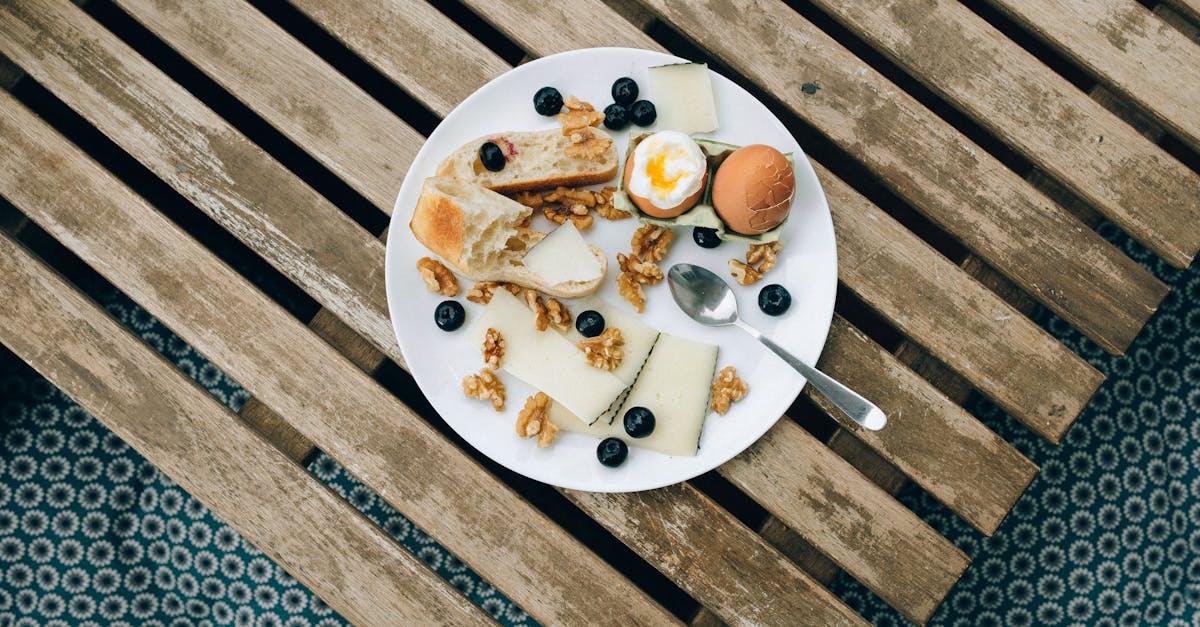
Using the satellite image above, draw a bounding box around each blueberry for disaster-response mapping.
[623,407,655,438]
[692,227,722,249]
[533,86,563,116]
[758,284,791,316]
[630,100,656,126]
[434,300,465,331]
[611,77,638,105]
[602,103,629,130]
[576,310,605,338]
[597,437,629,467]
[479,142,506,172]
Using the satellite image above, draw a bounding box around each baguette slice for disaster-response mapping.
[409,176,607,298]
[435,128,619,193]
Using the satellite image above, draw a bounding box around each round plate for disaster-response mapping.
[386,48,836,492]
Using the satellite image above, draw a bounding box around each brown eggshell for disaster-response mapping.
[711,145,795,235]
[623,151,707,219]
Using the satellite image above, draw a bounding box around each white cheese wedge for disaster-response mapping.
[550,333,718,457]
[468,290,625,423]
[519,222,602,287]
[648,63,719,135]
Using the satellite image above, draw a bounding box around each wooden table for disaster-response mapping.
[0,0,1195,624]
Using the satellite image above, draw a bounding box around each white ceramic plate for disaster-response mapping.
[386,48,836,492]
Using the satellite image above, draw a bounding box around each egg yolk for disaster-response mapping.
[645,149,686,194]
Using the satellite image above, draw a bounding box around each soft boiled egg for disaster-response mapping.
[623,131,709,218]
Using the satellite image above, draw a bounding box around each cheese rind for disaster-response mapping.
[519,222,602,287]
[549,332,718,456]
[468,290,625,423]
[648,63,719,135]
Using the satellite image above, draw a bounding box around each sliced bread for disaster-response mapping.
[410,176,607,297]
[435,128,619,193]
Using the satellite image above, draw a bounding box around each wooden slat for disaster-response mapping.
[812,317,1039,532]
[814,159,1102,444]
[458,0,659,52]
[0,0,405,371]
[0,6,865,625]
[0,235,489,627]
[0,86,674,627]
[986,0,1200,152]
[632,0,1167,355]
[1162,0,1200,27]
[286,0,510,120]
[568,485,865,626]
[111,0,419,212]
[805,0,1200,268]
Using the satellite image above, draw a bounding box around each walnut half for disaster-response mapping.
[416,257,458,296]
[482,328,504,369]
[729,259,763,286]
[711,366,749,415]
[466,281,521,305]
[631,225,673,262]
[515,392,557,447]
[463,368,506,412]
[577,328,624,371]
[617,272,646,313]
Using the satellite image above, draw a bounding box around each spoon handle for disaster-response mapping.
[734,320,887,431]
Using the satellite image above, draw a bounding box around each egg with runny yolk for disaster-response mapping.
[623,131,708,218]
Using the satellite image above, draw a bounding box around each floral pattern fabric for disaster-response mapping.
[1,220,1197,626]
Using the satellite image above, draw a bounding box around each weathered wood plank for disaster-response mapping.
[721,415,969,623]
[286,0,510,120]
[459,0,659,53]
[112,0,418,212]
[985,0,1200,152]
[805,0,1200,268]
[1161,0,1200,28]
[0,234,490,627]
[568,485,867,626]
[0,85,674,627]
[0,0,405,371]
[812,316,1039,532]
[633,0,1166,355]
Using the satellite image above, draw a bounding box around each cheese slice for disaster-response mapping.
[519,222,602,287]
[550,332,718,456]
[648,63,719,135]
[468,290,625,423]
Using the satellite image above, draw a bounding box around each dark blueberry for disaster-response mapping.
[623,407,655,439]
[630,100,656,126]
[692,227,722,248]
[758,284,791,316]
[576,310,606,338]
[533,86,563,116]
[602,103,629,130]
[434,300,465,331]
[597,437,629,467]
[611,77,638,105]
[479,142,506,172]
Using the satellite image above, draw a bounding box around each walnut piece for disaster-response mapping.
[617,252,664,286]
[557,109,605,132]
[630,225,673,262]
[564,127,613,160]
[465,281,521,305]
[729,259,763,286]
[592,187,627,221]
[563,95,595,112]
[509,186,622,231]
[617,272,646,313]
[746,241,783,274]
[546,298,572,331]
[515,392,557,447]
[482,328,504,369]
[462,368,506,412]
[416,257,458,296]
[524,289,550,332]
[711,366,749,415]
[577,328,625,371]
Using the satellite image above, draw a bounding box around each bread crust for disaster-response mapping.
[410,190,466,269]
[435,128,619,194]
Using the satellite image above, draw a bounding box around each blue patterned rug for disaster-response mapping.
[0,221,1196,626]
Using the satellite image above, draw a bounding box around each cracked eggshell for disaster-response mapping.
[711,145,795,235]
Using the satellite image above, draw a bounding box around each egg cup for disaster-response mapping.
[613,134,792,244]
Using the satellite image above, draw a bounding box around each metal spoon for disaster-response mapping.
[667,263,886,431]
